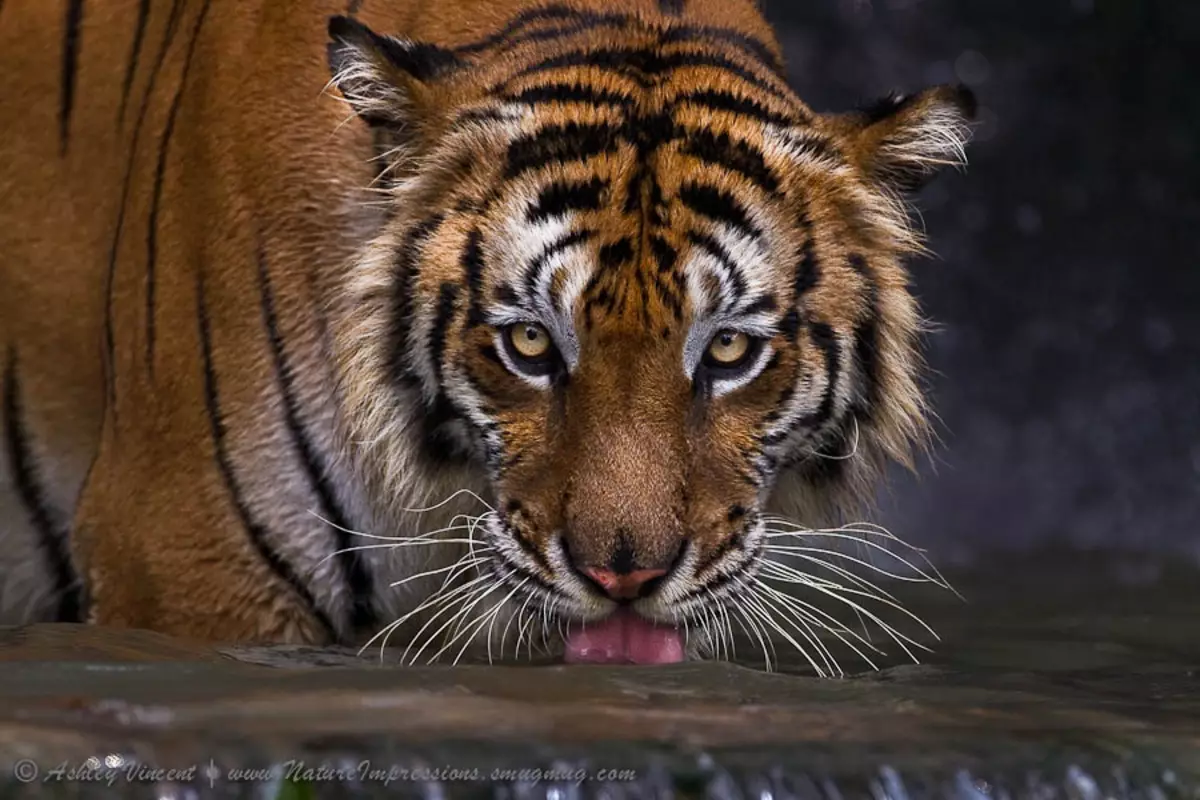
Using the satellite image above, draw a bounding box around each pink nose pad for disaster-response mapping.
[581,567,669,600]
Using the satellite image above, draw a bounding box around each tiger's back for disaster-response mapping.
[0,0,420,631]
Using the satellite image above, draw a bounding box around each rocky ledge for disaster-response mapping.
[0,552,1197,799]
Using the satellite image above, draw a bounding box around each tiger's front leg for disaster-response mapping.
[69,266,342,645]
[71,408,335,645]
[72,441,332,644]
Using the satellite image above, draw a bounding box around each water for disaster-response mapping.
[0,552,1196,799]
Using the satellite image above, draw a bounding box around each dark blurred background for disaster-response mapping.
[761,0,1199,565]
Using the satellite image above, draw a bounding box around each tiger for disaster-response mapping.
[0,0,973,666]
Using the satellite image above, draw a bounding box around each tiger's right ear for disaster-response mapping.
[326,16,462,127]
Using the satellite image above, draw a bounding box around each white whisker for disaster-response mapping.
[756,581,884,670]
[366,568,491,659]
[403,575,499,665]
[761,530,948,588]
[727,584,776,671]
[386,555,489,590]
[743,590,834,677]
[760,546,904,599]
[757,561,933,662]
[397,488,496,515]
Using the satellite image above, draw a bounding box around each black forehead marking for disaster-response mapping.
[465,11,817,336]
[528,177,607,222]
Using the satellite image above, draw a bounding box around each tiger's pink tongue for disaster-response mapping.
[564,609,685,665]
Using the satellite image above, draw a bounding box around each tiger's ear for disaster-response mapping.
[326,15,462,127]
[836,84,977,193]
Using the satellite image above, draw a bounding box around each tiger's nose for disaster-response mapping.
[581,567,669,600]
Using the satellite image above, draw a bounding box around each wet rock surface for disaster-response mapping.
[0,555,1197,798]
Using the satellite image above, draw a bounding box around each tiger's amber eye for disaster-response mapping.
[509,323,552,360]
[707,330,750,366]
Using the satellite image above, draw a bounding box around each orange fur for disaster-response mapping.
[0,0,972,647]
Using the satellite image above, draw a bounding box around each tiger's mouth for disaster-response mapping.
[562,607,686,665]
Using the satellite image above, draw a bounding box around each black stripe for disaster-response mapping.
[510,525,555,577]
[760,349,782,375]
[760,356,807,450]
[741,295,778,316]
[196,275,338,641]
[503,82,633,109]
[598,237,634,269]
[658,50,791,101]
[693,527,747,579]
[486,16,631,55]
[327,16,461,83]
[679,183,762,239]
[678,128,779,194]
[627,110,679,154]
[430,282,461,386]
[847,253,881,418]
[504,122,622,180]
[785,131,843,165]
[255,245,376,630]
[687,231,748,303]
[389,215,445,382]
[650,235,677,273]
[493,283,521,306]
[503,46,792,100]
[660,25,784,77]
[462,228,487,327]
[59,0,85,156]
[674,88,798,127]
[102,0,185,423]
[146,0,212,375]
[3,349,82,623]
[632,268,652,327]
[418,391,473,466]
[648,235,684,320]
[528,177,606,222]
[583,239,634,315]
[450,107,520,132]
[659,0,685,14]
[779,308,801,343]
[454,5,620,54]
[798,321,840,430]
[479,343,505,368]
[622,166,644,216]
[117,0,151,129]
[793,233,820,299]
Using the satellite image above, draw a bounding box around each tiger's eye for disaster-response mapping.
[707,330,750,366]
[509,323,551,360]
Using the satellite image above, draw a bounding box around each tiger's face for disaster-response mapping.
[328,10,973,664]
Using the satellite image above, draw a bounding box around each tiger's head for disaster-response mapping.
[327,6,973,665]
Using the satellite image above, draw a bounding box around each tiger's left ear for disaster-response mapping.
[326,15,462,128]
[835,84,977,193]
